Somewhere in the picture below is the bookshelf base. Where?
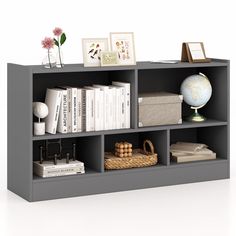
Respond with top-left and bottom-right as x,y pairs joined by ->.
27,160 -> 229,202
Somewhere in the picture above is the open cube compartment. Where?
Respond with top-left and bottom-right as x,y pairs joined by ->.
33,135 -> 103,179
170,126 -> 228,164
33,69 -> 136,129
104,130 -> 169,168
138,66 -> 228,121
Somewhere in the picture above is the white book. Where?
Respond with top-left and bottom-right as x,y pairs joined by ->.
112,82 -> 130,128
37,170 -> 85,178
59,87 -> 77,133
109,86 -> 122,129
77,88 -> 82,132
44,88 -> 62,134
85,86 -> 102,131
33,160 -> 84,171
56,88 -> 68,133
36,166 -> 85,175
108,86 -> 116,129
71,88 -> 78,133
82,89 -> 95,132
93,85 -> 109,130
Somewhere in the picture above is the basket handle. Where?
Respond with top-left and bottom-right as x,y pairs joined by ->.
143,140 -> 155,155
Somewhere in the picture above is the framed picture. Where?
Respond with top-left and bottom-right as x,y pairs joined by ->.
82,38 -> 109,67
100,51 -> 119,67
110,32 -> 136,65
181,42 -> 211,63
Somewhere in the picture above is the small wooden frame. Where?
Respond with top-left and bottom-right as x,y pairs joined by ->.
181,42 -> 211,63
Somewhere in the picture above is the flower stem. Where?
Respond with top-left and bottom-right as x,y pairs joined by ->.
58,36 -> 63,67
48,49 -> 52,68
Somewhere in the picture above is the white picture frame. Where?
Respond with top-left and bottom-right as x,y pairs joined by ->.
82,38 -> 109,67
100,51 -> 119,67
110,32 -> 136,65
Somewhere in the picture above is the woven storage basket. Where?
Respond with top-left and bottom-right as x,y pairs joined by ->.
105,140 -> 158,170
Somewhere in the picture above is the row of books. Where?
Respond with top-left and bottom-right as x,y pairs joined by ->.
33,160 -> 85,178
170,142 -> 216,163
44,81 -> 130,134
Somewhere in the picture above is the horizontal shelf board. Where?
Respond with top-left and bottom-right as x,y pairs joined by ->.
32,120 -> 227,141
169,158 -> 227,168
32,128 -> 137,140
32,64 -> 136,74
33,159 -> 228,184
11,59 -> 228,74
137,59 -> 228,70
138,120 -> 228,132
104,164 -> 167,174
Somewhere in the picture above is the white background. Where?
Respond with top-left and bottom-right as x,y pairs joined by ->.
0,0 -> 235,235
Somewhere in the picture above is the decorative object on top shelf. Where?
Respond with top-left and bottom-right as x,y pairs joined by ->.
33,102 -> 49,135
115,142 -> 132,157
181,42 -> 211,63
100,51 -> 119,67
138,92 -> 183,127
41,37 -> 56,68
180,73 -> 212,122
82,38 -> 109,67
53,27 -> 66,68
110,32 -> 136,65
105,140 -> 158,170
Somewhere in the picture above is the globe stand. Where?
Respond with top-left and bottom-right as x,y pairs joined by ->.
187,105 -> 206,122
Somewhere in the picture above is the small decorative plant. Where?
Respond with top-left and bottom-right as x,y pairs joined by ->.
41,37 -> 55,68
53,27 -> 66,67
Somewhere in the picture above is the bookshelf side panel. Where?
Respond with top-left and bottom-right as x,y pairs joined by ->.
7,64 -> 32,201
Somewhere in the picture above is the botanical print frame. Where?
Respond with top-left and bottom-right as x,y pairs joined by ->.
82,38 -> 109,67
100,51 -> 119,67
110,32 -> 136,65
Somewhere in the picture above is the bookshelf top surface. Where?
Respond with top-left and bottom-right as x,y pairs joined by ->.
9,59 -> 229,74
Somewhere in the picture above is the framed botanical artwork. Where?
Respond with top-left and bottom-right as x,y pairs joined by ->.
82,38 -> 109,67
100,51 -> 119,67
110,32 -> 136,65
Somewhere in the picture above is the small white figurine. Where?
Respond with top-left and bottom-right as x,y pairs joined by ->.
33,102 -> 49,135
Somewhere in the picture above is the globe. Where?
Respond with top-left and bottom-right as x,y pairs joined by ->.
180,73 -> 212,122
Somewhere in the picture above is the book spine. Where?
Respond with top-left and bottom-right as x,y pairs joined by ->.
67,88 -> 72,133
120,87 -> 126,129
57,90 -> 67,133
45,89 -> 62,134
124,84 -> 130,128
116,88 -> 121,129
82,90 -> 86,132
77,89 -> 82,132
39,166 -> 85,175
108,88 -> 113,130
90,90 -> 95,131
33,162 -> 84,171
71,88 -> 77,133
86,90 -> 91,131
99,89 -> 104,131
104,88 -> 109,130
94,89 -> 100,131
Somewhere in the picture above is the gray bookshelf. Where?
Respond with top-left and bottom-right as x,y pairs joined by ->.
7,59 -> 230,202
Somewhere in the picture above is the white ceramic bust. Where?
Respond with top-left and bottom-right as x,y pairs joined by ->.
33,102 -> 48,135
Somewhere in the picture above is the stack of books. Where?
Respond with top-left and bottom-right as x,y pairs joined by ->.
33,160 -> 85,178
43,81 -> 130,134
170,142 -> 216,163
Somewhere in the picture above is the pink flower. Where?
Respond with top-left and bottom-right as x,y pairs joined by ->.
41,37 -> 54,49
53,27 -> 63,36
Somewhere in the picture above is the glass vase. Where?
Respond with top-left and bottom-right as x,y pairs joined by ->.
56,47 -> 64,68
42,50 -> 56,68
